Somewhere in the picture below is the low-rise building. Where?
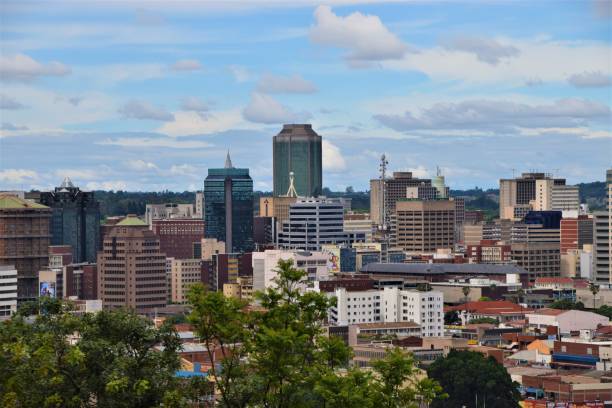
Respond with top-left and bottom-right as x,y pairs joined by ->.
447,300 -> 529,325
526,309 -> 610,336
252,249 -> 330,291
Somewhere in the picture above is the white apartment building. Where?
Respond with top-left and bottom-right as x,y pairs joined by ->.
252,249 -> 331,291
0,265 -> 18,320
170,258 -> 202,303
329,287 -> 444,337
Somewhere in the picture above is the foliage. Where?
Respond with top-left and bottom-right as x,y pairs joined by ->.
468,317 -> 498,325
549,299 -> 585,310
444,311 -> 461,325
0,302 -> 186,408
597,305 -> 612,319
478,296 -> 492,301
427,350 -> 521,408
187,259 -> 446,408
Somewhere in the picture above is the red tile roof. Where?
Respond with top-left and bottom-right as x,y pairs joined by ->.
449,301 -> 529,315
529,308 -> 565,316
534,278 -> 589,288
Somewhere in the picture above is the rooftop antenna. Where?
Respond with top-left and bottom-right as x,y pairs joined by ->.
285,171 -> 298,198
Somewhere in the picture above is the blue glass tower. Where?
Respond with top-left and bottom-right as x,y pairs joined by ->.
204,153 -> 253,253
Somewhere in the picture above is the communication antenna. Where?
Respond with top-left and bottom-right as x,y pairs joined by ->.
285,171 -> 298,198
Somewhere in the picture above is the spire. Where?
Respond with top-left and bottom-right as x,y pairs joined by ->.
224,150 -> 233,169
285,171 -> 298,197
60,176 -> 74,188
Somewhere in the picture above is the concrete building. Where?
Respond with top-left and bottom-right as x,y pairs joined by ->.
200,238 -> 226,261
252,249 -> 331,291
370,172 -> 434,225
205,253 -> 252,292
329,287 -> 444,337
463,223 -> 484,246
526,309 -> 610,335
277,197 -> 361,251
145,203 -> 195,225
259,195 -> 298,231
511,242 -> 560,283
0,194 -> 51,301
223,276 -> 253,301
394,199 -> 455,253
447,300 -> 529,325
32,178 -> 100,264
195,191 -> 204,219
97,215 -> 167,311
467,241 -> 512,264
170,258 -> 202,304
273,124 -> 322,198
430,278 -> 521,304
0,265 -> 18,320
593,211 -> 611,284
151,218 -> 205,259
344,213 -> 374,242
560,215 -> 593,254
204,152 -> 253,253
552,185 -> 580,212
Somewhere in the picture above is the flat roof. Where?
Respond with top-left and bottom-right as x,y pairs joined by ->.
355,322 -> 420,329
361,262 -> 529,275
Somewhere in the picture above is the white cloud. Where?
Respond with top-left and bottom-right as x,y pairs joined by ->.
256,73 -> 317,94
568,71 -> 612,88
441,36 -> 520,65
85,181 -> 128,191
0,53 -> 70,82
180,96 -> 210,117
54,168 -> 108,181
228,65 -> 253,83
171,59 -> 203,71
118,100 -> 174,121
0,169 -> 39,184
322,139 -> 346,171
1,122 -> 28,131
98,136 -> 212,149
158,109 -> 245,136
169,164 -> 199,178
309,5 -> 408,65
126,159 -> 158,171
243,93 -> 311,124
0,94 -> 25,110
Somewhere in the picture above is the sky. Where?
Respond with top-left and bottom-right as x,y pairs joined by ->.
0,0 -> 611,192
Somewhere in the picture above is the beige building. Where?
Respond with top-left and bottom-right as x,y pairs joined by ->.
200,238 -> 225,261
344,214 -> 374,242
97,215 -> 167,311
394,199 -> 455,253
511,242 -> 560,283
259,196 -> 297,228
463,223 -> 484,246
170,258 -> 201,304
223,276 -> 253,302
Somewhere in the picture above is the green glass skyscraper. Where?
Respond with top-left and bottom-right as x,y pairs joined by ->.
273,124 -> 322,197
204,153 -> 253,253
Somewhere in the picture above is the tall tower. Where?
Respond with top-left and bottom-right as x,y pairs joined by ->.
204,152 -> 254,253
273,124 -> 322,198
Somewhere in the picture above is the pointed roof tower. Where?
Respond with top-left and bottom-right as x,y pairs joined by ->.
224,150 -> 234,169
60,176 -> 75,188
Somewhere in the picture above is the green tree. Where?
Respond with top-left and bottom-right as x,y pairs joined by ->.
427,350 -> 520,408
478,296 -> 492,302
187,259 -> 445,408
468,317 -> 498,325
462,286 -> 471,303
589,282 -> 600,309
0,304 -> 184,408
549,299 -> 584,310
444,311 -> 460,325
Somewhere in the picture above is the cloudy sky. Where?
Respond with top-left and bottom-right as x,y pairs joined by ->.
0,0 -> 610,192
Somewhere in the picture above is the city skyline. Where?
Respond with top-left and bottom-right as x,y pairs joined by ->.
1,1 -> 610,192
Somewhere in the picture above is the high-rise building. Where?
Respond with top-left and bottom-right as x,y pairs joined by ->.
170,258 -> 202,303
552,185 -> 580,212
0,194 -> 51,300
593,208 -> 611,284
151,218 -> 205,259
394,199 -> 455,253
277,197 -> 362,251
273,124 -> 322,198
34,178 -> 100,264
204,152 -> 253,253
370,172 -> 434,225
204,253 -> 252,292
195,191 -> 204,219
0,265 -> 17,320
560,215 -> 593,254
97,215 -> 167,311
511,242 -> 560,283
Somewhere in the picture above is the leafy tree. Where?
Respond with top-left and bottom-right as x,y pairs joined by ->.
187,259 -> 445,408
462,286 -> 471,303
444,311 -> 460,325
468,317 -> 498,325
427,350 -> 520,408
597,305 -> 612,319
589,282 -> 600,309
478,296 -> 492,302
549,299 -> 584,310
0,304 -> 185,408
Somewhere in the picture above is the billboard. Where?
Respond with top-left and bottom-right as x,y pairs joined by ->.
39,281 -> 56,298
322,245 -> 341,274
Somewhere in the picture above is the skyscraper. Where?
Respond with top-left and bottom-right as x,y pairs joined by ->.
273,124 -> 322,198
35,177 -> 100,263
593,169 -> 612,283
204,152 -> 254,253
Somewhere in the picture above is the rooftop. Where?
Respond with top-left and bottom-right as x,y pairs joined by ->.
355,322 -> 420,330
449,300 -> 530,314
116,215 -> 148,227
0,194 -> 48,210
361,262 -> 529,275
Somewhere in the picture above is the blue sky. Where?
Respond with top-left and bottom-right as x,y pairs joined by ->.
0,0 -> 610,192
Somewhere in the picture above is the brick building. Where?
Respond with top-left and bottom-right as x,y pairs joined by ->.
151,218 -> 205,259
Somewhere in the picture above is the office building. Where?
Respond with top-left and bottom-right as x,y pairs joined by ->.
195,191 -> 204,219
593,211 -> 611,284
252,249 -> 331,291
511,242 -> 560,283
394,199 -> 455,253
0,265 -> 17,320
344,213 -> 374,242
97,215 -> 167,311
203,253 -> 253,292
145,203 -> 195,225
273,124 -> 322,198
151,218 -> 205,259
560,215 -> 593,254
329,287 -> 444,337
223,276 -> 254,301
170,258 -> 202,303
34,178 -> 100,264
551,185 -> 580,212
253,216 -> 275,248
467,241 -> 512,264
200,238 -> 226,261
64,263 -> 98,300
204,152 -> 254,253
370,172 -> 434,225
0,194 -> 51,300
259,195 -> 298,229
277,197 -> 362,251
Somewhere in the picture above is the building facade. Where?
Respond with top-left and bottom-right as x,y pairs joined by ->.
145,203 -> 195,225
204,153 -> 253,253
252,249 -> 331,291
394,199 -> 455,253
272,124 -> 322,198
0,265 -> 17,320
151,218 -> 205,259
170,258 -> 202,303
97,215 -> 167,311
35,178 -> 100,264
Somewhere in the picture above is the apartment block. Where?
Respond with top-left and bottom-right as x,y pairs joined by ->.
170,258 -> 202,303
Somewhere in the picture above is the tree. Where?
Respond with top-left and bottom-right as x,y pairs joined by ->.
427,350 -> 520,408
187,259 -> 445,408
549,299 -> 584,310
589,282 -> 600,309
478,296 -> 492,302
0,302 -> 184,408
462,286 -> 471,303
444,311 -> 460,325
468,317 -> 498,325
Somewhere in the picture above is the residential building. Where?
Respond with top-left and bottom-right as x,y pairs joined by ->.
252,249 -> 331,291
170,258 -> 202,303
0,265 -> 17,320
277,197 -> 361,251
0,194 -> 51,300
272,124 -> 322,198
394,199 -> 455,253
204,152 -> 253,253
151,218 -> 205,259
329,287 -> 444,337
31,178 -> 100,264
97,215 -> 167,311
145,203 -> 195,225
